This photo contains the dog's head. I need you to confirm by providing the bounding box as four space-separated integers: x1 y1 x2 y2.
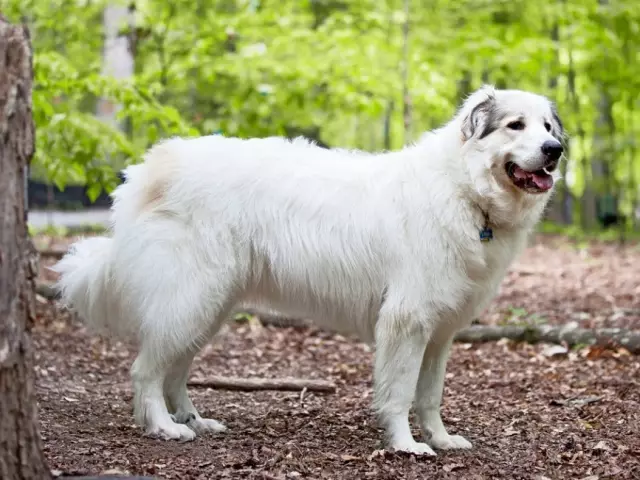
458 85 565 198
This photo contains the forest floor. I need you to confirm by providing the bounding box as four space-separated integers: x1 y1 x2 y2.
34 234 640 480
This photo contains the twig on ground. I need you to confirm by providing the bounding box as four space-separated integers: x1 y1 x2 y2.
36 281 59 300
38 248 67 260
300 386 308 403
59 477 157 480
240 308 310 327
187 376 336 393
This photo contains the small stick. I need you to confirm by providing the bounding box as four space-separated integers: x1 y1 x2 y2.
187 376 336 393
38 248 67 259
300 386 308 403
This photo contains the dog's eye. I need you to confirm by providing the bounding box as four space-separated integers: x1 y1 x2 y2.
544 122 551 132
507 120 525 131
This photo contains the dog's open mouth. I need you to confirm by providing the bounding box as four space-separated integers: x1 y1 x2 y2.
505 162 553 193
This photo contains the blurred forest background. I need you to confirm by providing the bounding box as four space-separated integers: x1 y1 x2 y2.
3 0 640 235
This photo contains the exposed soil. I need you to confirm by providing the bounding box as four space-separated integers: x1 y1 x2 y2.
34 235 640 479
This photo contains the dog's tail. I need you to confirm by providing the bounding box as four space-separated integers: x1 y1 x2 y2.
52 236 132 338
51 138 190 341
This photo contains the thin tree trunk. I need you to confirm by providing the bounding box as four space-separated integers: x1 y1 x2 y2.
383 101 394 151
96 4 135 129
545 15 572 225
0 16 51 480
382 7 396 151
400 0 411 145
585 0 613 230
562 0 587 226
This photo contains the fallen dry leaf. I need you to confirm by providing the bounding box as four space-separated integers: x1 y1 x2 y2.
542 345 569 358
367 449 387 461
340 454 361 462
592 441 610 452
443 463 464 472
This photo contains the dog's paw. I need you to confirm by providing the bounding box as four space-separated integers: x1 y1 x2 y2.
171 412 227 434
390 441 436 456
187 417 227 434
144 422 197 442
428 434 472 450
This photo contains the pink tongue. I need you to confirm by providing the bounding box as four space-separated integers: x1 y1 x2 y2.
531 171 553 190
513 167 528 180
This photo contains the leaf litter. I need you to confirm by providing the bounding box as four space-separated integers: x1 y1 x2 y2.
35 234 640 479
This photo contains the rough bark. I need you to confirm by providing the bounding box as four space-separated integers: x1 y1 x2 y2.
0 15 51 480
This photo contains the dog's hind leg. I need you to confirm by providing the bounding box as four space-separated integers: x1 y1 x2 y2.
131 344 197 442
128 263 238 440
131 284 239 441
163 343 228 435
415 332 472 450
373 305 435 456
113 212 245 440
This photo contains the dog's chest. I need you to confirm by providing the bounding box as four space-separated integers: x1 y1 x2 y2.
465 231 523 292
446 235 521 327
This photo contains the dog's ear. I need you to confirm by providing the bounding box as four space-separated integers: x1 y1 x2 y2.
550 103 566 143
461 96 495 141
461 85 497 141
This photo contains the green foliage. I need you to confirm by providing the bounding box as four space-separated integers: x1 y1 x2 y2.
3 0 640 222
4 0 197 199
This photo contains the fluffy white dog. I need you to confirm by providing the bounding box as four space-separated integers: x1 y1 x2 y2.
53 85 565 456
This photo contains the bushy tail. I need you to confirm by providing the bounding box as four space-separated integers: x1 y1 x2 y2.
52 236 131 338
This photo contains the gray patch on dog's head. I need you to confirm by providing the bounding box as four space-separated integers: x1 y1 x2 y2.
477 104 509 140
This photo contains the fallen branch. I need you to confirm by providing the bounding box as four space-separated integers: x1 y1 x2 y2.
454 324 640 354
35 281 640 354
239 308 311 328
38 248 66 260
187 376 336 393
36 281 59 300
59 477 157 480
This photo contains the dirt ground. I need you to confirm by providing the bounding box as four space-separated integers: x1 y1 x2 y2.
34 234 640 479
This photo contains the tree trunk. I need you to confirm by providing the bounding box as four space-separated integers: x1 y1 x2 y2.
0 16 51 480
96 4 135 130
400 0 411 145
544 15 573 225
585 0 613 230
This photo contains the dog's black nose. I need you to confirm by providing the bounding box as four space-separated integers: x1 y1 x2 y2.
541 140 563 162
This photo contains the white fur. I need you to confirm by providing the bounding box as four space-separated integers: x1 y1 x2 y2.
53 85 563 454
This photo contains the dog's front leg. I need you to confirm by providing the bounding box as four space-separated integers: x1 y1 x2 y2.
373 315 435 456
415 334 472 450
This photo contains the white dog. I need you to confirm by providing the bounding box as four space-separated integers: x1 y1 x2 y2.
53 85 565 456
